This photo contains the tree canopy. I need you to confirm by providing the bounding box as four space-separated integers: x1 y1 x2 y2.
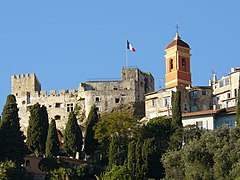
94 111 139 144
26 103 49 156
46 119 60 157
64 112 83 157
84 105 99 156
0 94 27 164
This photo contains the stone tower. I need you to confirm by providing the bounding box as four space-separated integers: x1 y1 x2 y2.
11 73 41 97
165 33 192 88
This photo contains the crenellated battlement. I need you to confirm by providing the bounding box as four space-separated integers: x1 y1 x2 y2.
37 89 78 98
12 73 37 80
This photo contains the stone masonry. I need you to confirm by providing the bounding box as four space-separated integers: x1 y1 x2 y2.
11 68 154 134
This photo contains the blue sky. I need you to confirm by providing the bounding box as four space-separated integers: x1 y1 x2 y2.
1 1 240 113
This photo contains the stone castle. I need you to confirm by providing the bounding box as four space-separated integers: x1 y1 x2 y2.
12 68 154 133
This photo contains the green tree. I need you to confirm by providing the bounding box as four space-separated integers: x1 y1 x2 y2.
236 89 240 124
169 90 183 150
94 111 139 144
94 111 139 165
162 149 184 180
127 141 136 175
46 119 60 157
142 137 161 179
172 90 183 128
64 112 83 157
139 117 172 178
26 103 49 156
0 161 27 180
108 135 126 168
102 164 133 180
135 139 143 180
183 124 202 144
140 117 171 152
50 167 75 180
84 105 99 157
0 95 27 164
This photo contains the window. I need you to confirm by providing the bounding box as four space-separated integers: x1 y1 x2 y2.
202 90 206 96
55 103 61 108
170 59 173 71
184 103 187 111
95 97 100 102
182 59 186 71
55 115 61 120
67 103 74 112
234 89 238 97
163 97 170 107
96 106 100 112
191 90 197 97
113 87 118 90
115 98 120 103
196 121 203 130
152 99 157 107
227 93 231 99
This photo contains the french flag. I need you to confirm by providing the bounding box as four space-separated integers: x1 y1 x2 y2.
127 40 136 52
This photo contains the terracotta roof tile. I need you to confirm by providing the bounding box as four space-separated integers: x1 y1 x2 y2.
166 39 190 49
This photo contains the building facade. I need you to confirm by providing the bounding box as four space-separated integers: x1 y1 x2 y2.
12 68 154 134
211 67 240 109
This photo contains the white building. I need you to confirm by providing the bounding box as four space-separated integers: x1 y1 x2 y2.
211 67 240 109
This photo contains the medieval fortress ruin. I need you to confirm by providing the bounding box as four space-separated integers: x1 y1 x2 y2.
12 68 154 133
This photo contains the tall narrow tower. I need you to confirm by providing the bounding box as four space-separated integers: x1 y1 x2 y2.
165 33 191 88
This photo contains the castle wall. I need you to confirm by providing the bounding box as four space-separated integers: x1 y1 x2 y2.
16 89 79 133
12 68 154 134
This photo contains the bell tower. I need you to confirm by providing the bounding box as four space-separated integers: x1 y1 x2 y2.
165 32 192 88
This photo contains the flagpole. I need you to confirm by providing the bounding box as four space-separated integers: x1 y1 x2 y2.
126 38 128 68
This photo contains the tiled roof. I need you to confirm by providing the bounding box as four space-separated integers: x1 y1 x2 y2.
166 39 190 49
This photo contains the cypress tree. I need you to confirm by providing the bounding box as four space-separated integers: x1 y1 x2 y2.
108 136 119 168
172 90 183 129
26 103 49 156
135 139 143 179
108 135 126 168
169 90 184 150
142 138 161 179
64 112 83 157
0 95 27 164
84 105 99 157
236 89 240 125
127 141 136 175
46 119 60 157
